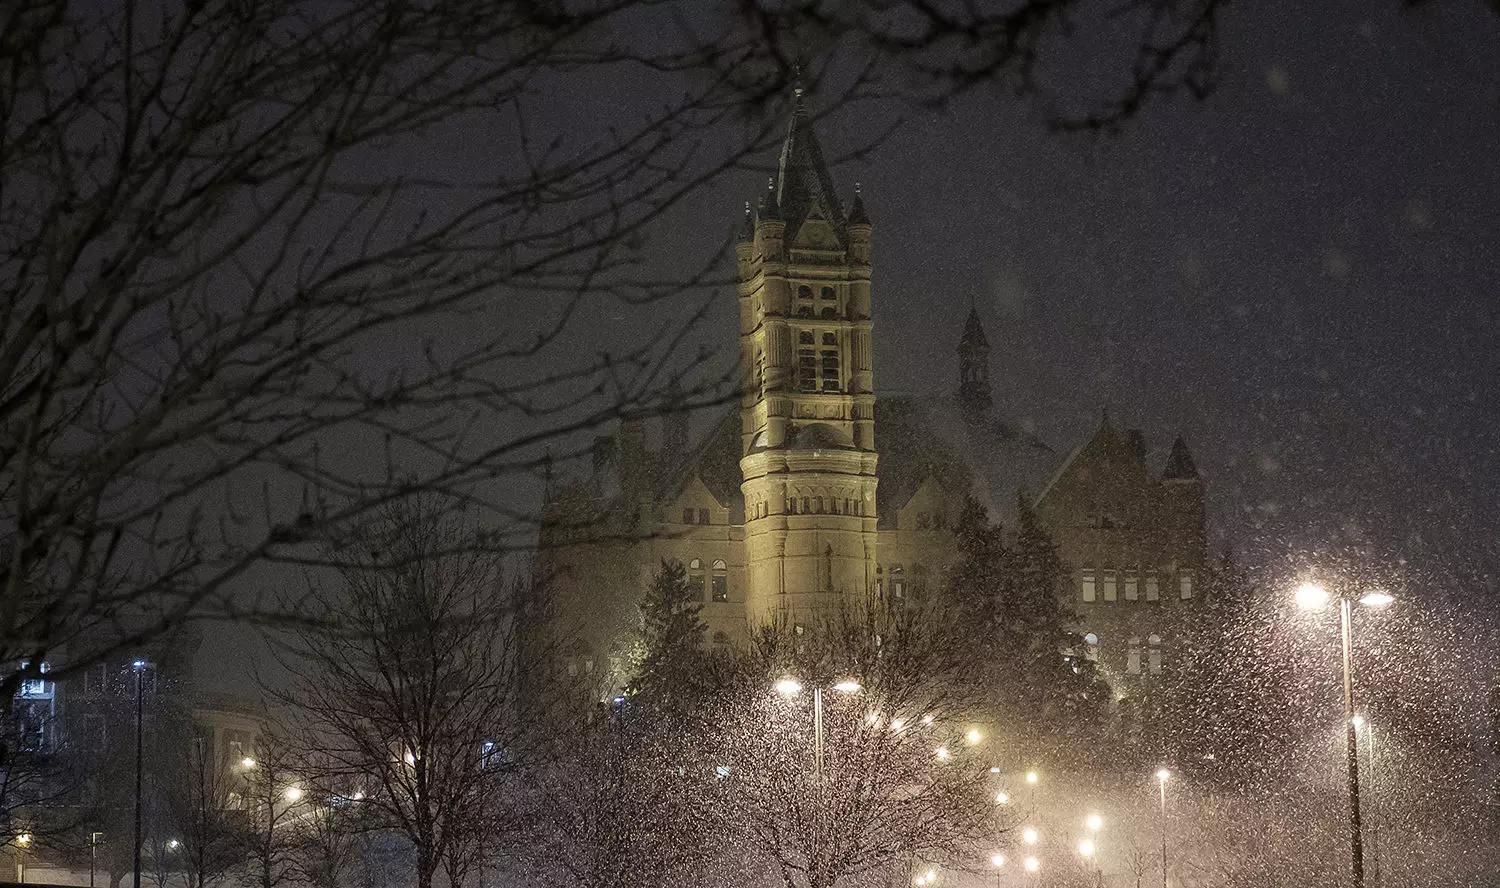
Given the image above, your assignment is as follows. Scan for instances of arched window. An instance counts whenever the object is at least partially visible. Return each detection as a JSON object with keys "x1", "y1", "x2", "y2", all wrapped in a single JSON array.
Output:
[
  {"x1": 820, "y1": 286, "x2": 836, "y2": 300},
  {"x1": 802, "y1": 497, "x2": 810, "y2": 513},
  {"x1": 687, "y1": 558, "x2": 706, "y2": 601},
  {"x1": 815, "y1": 496, "x2": 824, "y2": 513},
  {"x1": 709, "y1": 560, "x2": 728, "y2": 602},
  {"x1": 1148, "y1": 634, "x2": 1163, "y2": 674},
  {"x1": 822, "y1": 332, "x2": 837, "y2": 345},
  {"x1": 820, "y1": 307, "x2": 838, "y2": 320},
  {"x1": 1126, "y1": 636, "x2": 1143, "y2": 675},
  {"x1": 798, "y1": 285, "x2": 813, "y2": 300},
  {"x1": 799, "y1": 331, "x2": 814, "y2": 344}
]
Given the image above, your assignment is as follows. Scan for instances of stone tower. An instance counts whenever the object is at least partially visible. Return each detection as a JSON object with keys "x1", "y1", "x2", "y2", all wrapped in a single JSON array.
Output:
[
  {"x1": 736, "y1": 90, "x2": 879, "y2": 626},
  {"x1": 956, "y1": 306, "x2": 992, "y2": 416}
]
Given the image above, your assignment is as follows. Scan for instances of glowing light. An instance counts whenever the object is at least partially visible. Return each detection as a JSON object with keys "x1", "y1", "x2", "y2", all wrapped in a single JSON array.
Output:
[
  {"x1": 131, "y1": 659, "x2": 148, "y2": 670},
  {"x1": 167, "y1": 839, "x2": 181, "y2": 850},
  {"x1": 934, "y1": 747, "x2": 951, "y2": 760},
  {"x1": 1352, "y1": 714, "x2": 1366, "y2": 729},
  {"x1": 1025, "y1": 770, "x2": 1039, "y2": 785},
  {"x1": 1078, "y1": 838, "x2": 1095, "y2": 857},
  {"x1": 989, "y1": 766, "x2": 1000, "y2": 773},
  {"x1": 891, "y1": 718, "x2": 907, "y2": 733},
  {"x1": 1023, "y1": 856, "x2": 1040, "y2": 873},
  {"x1": 241, "y1": 757, "x2": 257, "y2": 769},
  {"x1": 1156, "y1": 767, "x2": 1172, "y2": 782},
  {"x1": 995, "y1": 791, "x2": 1010, "y2": 805},
  {"x1": 991, "y1": 853, "x2": 1006, "y2": 868},
  {"x1": 16, "y1": 834, "x2": 31, "y2": 847},
  {"x1": 868, "y1": 712, "x2": 881, "y2": 725},
  {"x1": 1295, "y1": 583, "x2": 1330, "y2": 610},
  {"x1": 774, "y1": 677, "x2": 804, "y2": 696},
  {"x1": 351, "y1": 791, "x2": 365, "y2": 801},
  {"x1": 283, "y1": 786, "x2": 303, "y2": 802},
  {"x1": 1360, "y1": 590, "x2": 1395, "y2": 608},
  {"x1": 922, "y1": 714, "x2": 934, "y2": 725},
  {"x1": 833, "y1": 680, "x2": 861, "y2": 693},
  {"x1": 404, "y1": 751, "x2": 417, "y2": 766},
  {"x1": 1086, "y1": 813, "x2": 1104, "y2": 832},
  {"x1": 965, "y1": 728, "x2": 982, "y2": 745},
  {"x1": 1022, "y1": 827, "x2": 1039, "y2": 844}
]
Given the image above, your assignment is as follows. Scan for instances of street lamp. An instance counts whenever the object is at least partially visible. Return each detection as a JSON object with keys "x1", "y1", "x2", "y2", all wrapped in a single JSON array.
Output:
[
  {"x1": 1084, "y1": 813, "x2": 1104, "y2": 888},
  {"x1": 774, "y1": 676, "x2": 860, "y2": 784},
  {"x1": 1156, "y1": 768, "x2": 1171, "y2": 888},
  {"x1": 17, "y1": 832, "x2": 31, "y2": 883},
  {"x1": 1023, "y1": 856, "x2": 1041, "y2": 874},
  {"x1": 1295, "y1": 580, "x2": 1395, "y2": 888},
  {"x1": 131, "y1": 659, "x2": 149, "y2": 888}
]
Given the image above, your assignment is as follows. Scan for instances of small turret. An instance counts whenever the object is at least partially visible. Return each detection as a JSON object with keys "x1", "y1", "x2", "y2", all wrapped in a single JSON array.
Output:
[
  {"x1": 957, "y1": 306, "x2": 992, "y2": 416},
  {"x1": 1162, "y1": 435, "x2": 1201, "y2": 482}
]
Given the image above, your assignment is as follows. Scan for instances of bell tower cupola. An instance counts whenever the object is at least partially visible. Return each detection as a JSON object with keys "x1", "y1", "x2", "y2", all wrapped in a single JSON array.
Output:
[{"x1": 957, "y1": 305, "x2": 993, "y2": 416}]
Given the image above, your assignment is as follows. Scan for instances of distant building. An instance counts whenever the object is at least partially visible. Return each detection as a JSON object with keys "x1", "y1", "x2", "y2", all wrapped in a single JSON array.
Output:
[{"x1": 537, "y1": 92, "x2": 1207, "y2": 723}]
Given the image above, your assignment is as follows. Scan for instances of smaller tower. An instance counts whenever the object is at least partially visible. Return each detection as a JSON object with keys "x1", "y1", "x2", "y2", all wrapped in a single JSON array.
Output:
[{"x1": 957, "y1": 306, "x2": 992, "y2": 416}]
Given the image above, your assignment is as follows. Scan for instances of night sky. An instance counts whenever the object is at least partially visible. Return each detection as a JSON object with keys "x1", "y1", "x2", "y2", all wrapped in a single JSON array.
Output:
[
  {"x1": 671, "y1": 0, "x2": 1500, "y2": 590},
  {"x1": 201, "y1": 0, "x2": 1500, "y2": 691}
]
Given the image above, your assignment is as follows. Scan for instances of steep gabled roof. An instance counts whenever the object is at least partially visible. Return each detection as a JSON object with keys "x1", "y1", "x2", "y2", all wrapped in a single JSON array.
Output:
[
  {"x1": 1162, "y1": 435, "x2": 1201, "y2": 481},
  {"x1": 959, "y1": 307, "x2": 989, "y2": 351},
  {"x1": 775, "y1": 91, "x2": 846, "y2": 245}
]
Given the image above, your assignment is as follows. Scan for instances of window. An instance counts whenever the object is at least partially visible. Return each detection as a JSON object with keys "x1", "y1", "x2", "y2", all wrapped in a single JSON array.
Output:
[
  {"x1": 1126, "y1": 636, "x2": 1143, "y2": 674},
  {"x1": 820, "y1": 286, "x2": 836, "y2": 300},
  {"x1": 712, "y1": 631, "x2": 730, "y2": 645},
  {"x1": 1101, "y1": 570, "x2": 1118, "y2": 602},
  {"x1": 822, "y1": 332, "x2": 837, "y2": 345},
  {"x1": 875, "y1": 565, "x2": 884, "y2": 596},
  {"x1": 1179, "y1": 570, "x2": 1194, "y2": 599},
  {"x1": 815, "y1": 496, "x2": 824, "y2": 513},
  {"x1": 698, "y1": 508, "x2": 710, "y2": 525},
  {"x1": 802, "y1": 497, "x2": 810, "y2": 513},
  {"x1": 1080, "y1": 569, "x2": 1096, "y2": 602},
  {"x1": 1145, "y1": 571, "x2": 1160, "y2": 601},
  {"x1": 820, "y1": 307, "x2": 838, "y2": 319},
  {"x1": 787, "y1": 497, "x2": 797, "y2": 514},
  {"x1": 798, "y1": 285, "x2": 813, "y2": 300},
  {"x1": 820, "y1": 349, "x2": 840, "y2": 391},
  {"x1": 83, "y1": 663, "x2": 107, "y2": 694},
  {"x1": 682, "y1": 508, "x2": 694, "y2": 525},
  {"x1": 711, "y1": 559, "x2": 728, "y2": 602},
  {"x1": 913, "y1": 564, "x2": 929, "y2": 596},
  {"x1": 82, "y1": 714, "x2": 106, "y2": 751},
  {"x1": 798, "y1": 347, "x2": 817, "y2": 391},
  {"x1": 916, "y1": 512, "x2": 930, "y2": 530},
  {"x1": 799, "y1": 330, "x2": 814, "y2": 344},
  {"x1": 890, "y1": 565, "x2": 906, "y2": 599},
  {"x1": 688, "y1": 558, "x2": 706, "y2": 600},
  {"x1": 1124, "y1": 571, "x2": 1139, "y2": 601},
  {"x1": 1148, "y1": 634, "x2": 1163, "y2": 674}
]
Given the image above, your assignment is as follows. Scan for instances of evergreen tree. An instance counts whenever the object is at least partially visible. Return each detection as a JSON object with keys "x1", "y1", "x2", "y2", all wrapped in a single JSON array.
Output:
[
  {"x1": 1001, "y1": 494, "x2": 1109, "y2": 754},
  {"x1": 944, "y1": 496, "x2": 1007, "y2": 660},
  {"x1": 630, "y1": 559, "x2": 724, "y2": 712}
]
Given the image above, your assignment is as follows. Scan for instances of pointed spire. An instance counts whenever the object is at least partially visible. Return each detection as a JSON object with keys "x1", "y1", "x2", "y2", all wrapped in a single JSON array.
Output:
[
  {"x1": 759, "y1": 176, "x2": 780, "y2": 220},
  {"x1": 738, "y1": 201, "x2": 755, "y2": 242},
  {"x1": 1163, "y1": 435, "x2": 1201, "y2": 481},
  {"x1": 959, "y1": 307, "x2": 989, "y2": 351},
  {"x1": 775, "y1": 81, "x2": 845, "y2": 242},
  {"x1": 847, "y1": 182, "x2": 870, "y2": 226}
]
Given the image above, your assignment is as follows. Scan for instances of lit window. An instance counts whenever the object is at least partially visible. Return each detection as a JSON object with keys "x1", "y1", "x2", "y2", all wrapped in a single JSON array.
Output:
[
  {"x1": 1124, "y1": 571, "x2": 1139, "y2": 601},
  {"x1": 688, "y1": 558, "x2": 706, "y2": 600},
  {"x1": 890, "y1": 565, "x2": 906, "y2": 599},
  {"x1": 711, "y1": 560, "x2": 729, "y2": 602},
  {"x1": 1101, "y1": 570, "x2": 1118, "y2": 602},
  {"x1": 1080, "y1": 569, "x2": 1096, "y2": 602},
  {"x1": 1179, "y1": 571, "x2": 1194, "y2": 600},
  {"x1": 1126, "y1": 636, "x2": 1142, "y2": 675},
  {"x1": 1148, "y1": 634, "x2": 1163, "y2": 674},
  {"x1": 1145, "y1": 572, "x2": 1160, "y2": 601}
]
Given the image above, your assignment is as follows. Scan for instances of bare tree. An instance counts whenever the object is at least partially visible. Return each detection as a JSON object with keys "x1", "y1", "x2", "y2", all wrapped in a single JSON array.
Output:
[
  {"x1": 239, "y1": 732, "x2": 304, "y2": 888},
  {"x1": 722, "y1": 596, "x2": 1000, "y2": 888},
  {"x1": 271, "y1": 500, "x2": 532, "y2": 888}
]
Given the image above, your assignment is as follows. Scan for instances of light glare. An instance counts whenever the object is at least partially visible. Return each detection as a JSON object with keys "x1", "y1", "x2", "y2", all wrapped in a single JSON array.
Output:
[
  {"x1": 833, "y1": 679, "x2": 861, "y2": 693},
  {"x1": 1295, "y1": 583, "x2": 1330, "y2": 610},
  {"x1": 774, "y1": 677, "x2": 804, "y2": 696},
  {"x1": 1360, "y1": 590, "x2": 1395, "y2": 608},
  {"x1": 1024, "y1": 856, "x2": 1040, "y2": 873},
  {"x1": 1022, "y1": 827, "x2": 1039, "y2": 844}
]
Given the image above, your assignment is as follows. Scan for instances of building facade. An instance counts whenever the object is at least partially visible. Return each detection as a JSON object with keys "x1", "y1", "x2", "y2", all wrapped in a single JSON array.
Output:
[{"x1": 537, "y1": 97, "x2": 1207, "y2": 703}]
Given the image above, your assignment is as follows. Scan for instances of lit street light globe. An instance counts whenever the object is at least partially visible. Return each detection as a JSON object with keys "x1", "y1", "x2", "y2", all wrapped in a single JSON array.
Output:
[
  {"x1": 774, "y1": 677, "x2": 804, "y2": 696},
  {"x1": 1022, "y1": 827, "x2": 1039, "y2": 844},
  {"x1": 991, "y1": 854, "x2": 1006, "y2": 868},
  {"x1": 1296, "y1": 582, "x2": 1331, "y2": 610},
  {"x1": 1023, "y1": 856, "x2": 1041, "y2": 873},
  {"x1": 1156, "y1": 768, "x2": 1172, "y2": 782},
  {"x1": 1025, "y1": 770, "x2": 1039, "y2": 784},
  {"x1": 1078, "y1": 838, "x2": 1096, "y2": 858},
  {"x1": 833, "y1": 679, "x2": 861, "y2": 693},
  {"x1": 1086, "y1": 813, "x2": 1104, "y2": 832}
]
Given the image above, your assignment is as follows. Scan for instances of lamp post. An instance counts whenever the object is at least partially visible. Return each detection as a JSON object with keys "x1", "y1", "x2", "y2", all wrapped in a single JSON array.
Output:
[
  {"x1": 131, "y1": 659, "x2": 149, "y2": 888},
  {"x1": 1155, "y1": 768, "x2": 1170, "y2": 888},
  {"x1": 1295, "y1": 582, "x2": 1395, "y2": 888},
  {"x1": 1083, "y1": 813, "x2": 1104, "y2": 888},
  {"x1": 1352, "y1": 715, "x2": 1382, "y2": 888},
  {"x1": 775, "y1": 676, "x2": 860, "y2": 885},
  {"x1": 16, "y1": 832, "x2": 31, "y2": 883},
  {"x1": 89, "y1": 832, "x2": 102, "y2": 887}
]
